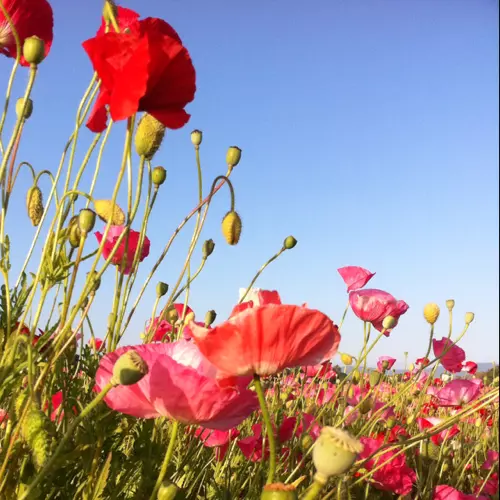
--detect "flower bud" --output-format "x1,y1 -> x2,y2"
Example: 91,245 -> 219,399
202,239 -> 215,258
156,282 -> 169,298
221,211 -> 242,245
78,209 -> 96,234
87,271 -> 101,292
260,483 -> 298,500
204,310 -> 217,326
152,166 -> 167,186
191,130 -> 202,147
283,236 -> 297,250
369,370 -> 382,386
351,369 -> 361,385
93,200 -> 125,226
135,114 -> 166,160
226,146 -> 242,168
112,351 -> 148,386
386,417 -> 397,429
382,315 -> 397,330
23,36 -> 45,65
165,306 -> 179,325
300,433 -> 314,453
408,363 -> 415,372
157,480 -> 185,500
16,98 -> 33,120
423,303 -> 440,325
183,311 -> 195,325
358,398 -> 373,415
381,360 -> 390,371
340,353 -> 353,366
446,299 -> 455,311
465,312 -> 475,325
68,217 -> 82,248
312,427 -> 363,483
407,414 -> 415,425
26,186 -> 44,226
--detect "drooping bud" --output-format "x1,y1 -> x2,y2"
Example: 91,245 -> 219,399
93,200 -> 125,226
135,114 -> 166,160
221,211 -> 242,245
26,186 -> 44,226
68,216 -> 82,248
78,209 -> 96,235
156,282 -> 169,298
190,130 -> 202,147
204,310 -> 217,327
423,303 -> 440,325
16,97 -> 33,119
260,483 -> 298,499
157,480 -> 185,500
465,312 -> 475,325
152,166 -> 167,186
446,299 -> 455,311
312,427 -> 363,483
369,370 -> 382,386
23,36 -> 45,65
283,235 -> 297,250
202,239 -> 215,258
226,146 -> 242,168
112,351 -> 149,386
382,315 -> 397,330
340,353 -> 353,366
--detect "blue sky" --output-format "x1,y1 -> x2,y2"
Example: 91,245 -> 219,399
2,0 -> 498,367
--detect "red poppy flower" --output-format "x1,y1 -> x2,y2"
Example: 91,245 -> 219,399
0,0 -> 53,66
82,13 -> 196,133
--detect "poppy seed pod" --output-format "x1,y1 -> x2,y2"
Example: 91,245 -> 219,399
202,239 -> 215,258
165,306 -> 179,325
112,351 -> 148,386
93,200 -> 125,226
152,166 -> 167,186
156,282 -> 169,298
382,315 -> 397,330
283,235 -> 297,250
446,299 -> 455,311
191,129 -> 202,147
26,186 -> 44,226
423,303 -> 440,325
204,310 -> 217,326
221,211 -> 242,245
260,483 -> 298,500
23,36 -> 45,65
135,114 -> 166,160
226,146 -> 242,168
78,209 -> 96,234
465,312 -> 475,325
16,97 -> 33,119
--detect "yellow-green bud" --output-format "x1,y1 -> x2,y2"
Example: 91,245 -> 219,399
465,312 -> 475,325
156,282 -> 169,298
407,414 -> 415,425
358,398 -> 373,415
386,417 -> 397,429
312,427 -> 363,482
382,315 -> 397,330
112,351 -> 148,386
226,146 -> 242,168
191,129 -> 202,147
423,303 -> 440,325
351,369 -> 361,385
300,433 -> 315,453
165,306 -> 179,325
152,166 -> 167,186
260,483 -> 298,500
88,271 -> 101,292
68,217 -> 82,248
341,353 -> 353,366
23,36 -> 45,65
446,299 -> 455,311
202,239 -> 215,258
221,211 -> 242,245
16,97 -> 33,119
26,186 -> 44,226
157,480 -> 185,500
381,360 -> 390,371
283,235 -> 297,250
135,114 -> 166,160
204,310 -> 217,326
369,370 -> 382,386
408,363 -> 415,372
93,200 -> 125,226
78,209 -> 96,234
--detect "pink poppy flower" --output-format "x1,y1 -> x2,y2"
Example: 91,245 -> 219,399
237,424 -> 268,462
278,413 -> 321,443
432,338 -> 466,373
88,337 -> 104,351
434,485 -> 488,500
95,340 -> 258,430
95,226 -> 150,275
416,357 -> 430,368
146,304 -> 195,342
462,361 -> 478,375
189,290 -> 340,377
482,450 -> 499,470
377,356 -> 397,372
47,391 -> 78,423
349,289 -> 409,335
417,417 -> 460,445
195,427 -> 240,461
475,473 -> 498,496
435,379 -> 483,407
337,266 -> 375,292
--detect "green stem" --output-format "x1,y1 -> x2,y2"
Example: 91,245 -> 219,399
302,478 -> 325,500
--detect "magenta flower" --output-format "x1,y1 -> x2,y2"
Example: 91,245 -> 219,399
462,361 -> 478,375
377,356 -> 397,372
482,450 -> 499,470
194,427 -> 240,461
434,485 -> 488,500
432,338 -> 466,373
337,266 -> 375,292
435,379 -> 483,407
417,417 -> 460,445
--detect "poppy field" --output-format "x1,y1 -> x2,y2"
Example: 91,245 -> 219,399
0,1 -> 498,499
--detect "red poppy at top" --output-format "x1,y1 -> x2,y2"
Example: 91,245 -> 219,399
82,8 -> 196,133
188,290 -> 341,377
0,0 -> 54,66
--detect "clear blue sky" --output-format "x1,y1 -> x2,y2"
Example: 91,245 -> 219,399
2,0 -> 498,367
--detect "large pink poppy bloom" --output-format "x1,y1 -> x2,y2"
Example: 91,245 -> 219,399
417,417 -> 460,445
435,379 -> 483,407
349,289 -> 409,335
189,290 -> 341,377
337,266 -> 375,292
432,338 -> 466,373
95,340 -> 258,430
95,225 -> 150,275
0,0 -> 53,66
434,485 -> 487,500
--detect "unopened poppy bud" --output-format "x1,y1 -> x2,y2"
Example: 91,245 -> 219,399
204,310 -> 217,326
446,299 -> 455,311
260,483 -> 298,499
93,200 -> 125,226
465,312 -> 475,325
369,370 -> 382,386
423,303 -> 440,325
222,211 -> 242,245
351,369 -> 361,385
407,414 -> 415,425
16,98 -> 33,119
300,433 -> 314,453
156,282 -> 169,298
112,351 -> 148,386
23,36 -> 45,65
152,166 -> 167,186
165,307 -> 179,325
226,146 -> 242,168
380,360 -> 390,371
358,398 -> 373,415
157,480 -> 185,499
408,363 -> 415,372
191,130 -> 202,147
183,311 -> 195,325
135,114 -> 166,160
386,417 -> 397,429
88,271 -> 101,292
382,315 -> 397,330
78,209 -> 96,234
26,186 -> 43,226
68,218 -> 82,248
312,427 -> 363,483
202,239 -> 215,258
283,236 -> 297,250
341,353 -> 353,366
